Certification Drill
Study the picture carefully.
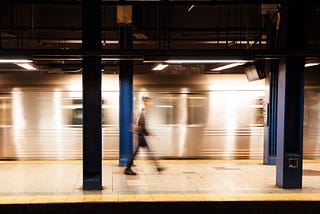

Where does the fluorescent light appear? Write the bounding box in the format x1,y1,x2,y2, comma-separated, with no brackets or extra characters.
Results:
133,33,148,40
187,5,195,12
40,40,119,45
305,63,320,67
15,62,38,70
102,57,143,61
152,63,168,71
203,41,267,45
165,60,251,64
0,59,32,63
0,58,38,70
102,40,118,45
211,62,245,71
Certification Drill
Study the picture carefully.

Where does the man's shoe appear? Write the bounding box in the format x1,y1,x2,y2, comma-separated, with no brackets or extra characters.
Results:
157,167,165,172
124,168,137,175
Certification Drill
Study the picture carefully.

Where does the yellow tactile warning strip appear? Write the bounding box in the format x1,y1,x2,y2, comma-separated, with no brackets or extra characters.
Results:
1,159,320,204
2,193,320,204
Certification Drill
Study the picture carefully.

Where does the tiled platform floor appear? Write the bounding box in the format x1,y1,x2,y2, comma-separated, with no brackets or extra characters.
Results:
1,159,320,204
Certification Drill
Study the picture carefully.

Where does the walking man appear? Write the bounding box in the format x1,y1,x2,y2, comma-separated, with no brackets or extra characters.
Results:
124,96,164,175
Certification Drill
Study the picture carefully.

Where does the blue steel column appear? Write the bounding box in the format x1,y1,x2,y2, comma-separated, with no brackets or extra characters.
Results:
264,61,278,165
263,12,279,165
275,1,307,189
118,24,134,166
82,0,102,190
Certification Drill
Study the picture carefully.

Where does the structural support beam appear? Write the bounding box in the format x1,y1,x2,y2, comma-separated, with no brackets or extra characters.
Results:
119,59,134,166
118,22,134,166
0,0,283,5
275,1,307,189
82,0,102,190
276,57,304,188
264,60,278,165
117,5,133,166
1,49,320,60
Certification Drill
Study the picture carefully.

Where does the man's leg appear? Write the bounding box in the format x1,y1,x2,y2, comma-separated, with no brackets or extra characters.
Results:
144,137,164,172
124,142,140,175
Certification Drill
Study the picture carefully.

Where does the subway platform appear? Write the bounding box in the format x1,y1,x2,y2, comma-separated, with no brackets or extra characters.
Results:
1,159,320,213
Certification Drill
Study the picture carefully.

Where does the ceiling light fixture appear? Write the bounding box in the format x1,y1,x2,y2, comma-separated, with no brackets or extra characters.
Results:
40,40,119,45
0,58,38,70
187,5,195,12
211,62,245,71
152,63,168,71
15,62,38,70
0,59,33,63
305,63,320,67
102,57,143,61
133,33,148,40
165,60,252,64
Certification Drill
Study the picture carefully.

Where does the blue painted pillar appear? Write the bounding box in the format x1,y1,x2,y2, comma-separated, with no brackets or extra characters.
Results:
82,0,102,190
276,57,305,188
264,60,278,165
263,11,279,165
118,24,134,166
275,1,307,189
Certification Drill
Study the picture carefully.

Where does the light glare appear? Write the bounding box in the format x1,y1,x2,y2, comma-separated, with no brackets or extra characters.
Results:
152,63,169,71
165,60,251,64
16,63,38,70
0,59,32,63
305,63,320,67
211,63,245,71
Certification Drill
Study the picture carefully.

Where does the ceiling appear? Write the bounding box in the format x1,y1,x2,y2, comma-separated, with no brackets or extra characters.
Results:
0,1,319,74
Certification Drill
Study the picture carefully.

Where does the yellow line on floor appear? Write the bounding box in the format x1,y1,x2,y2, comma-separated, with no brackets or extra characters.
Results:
1,193,320,204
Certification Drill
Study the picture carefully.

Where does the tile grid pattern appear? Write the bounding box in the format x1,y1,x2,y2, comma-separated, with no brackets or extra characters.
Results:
1,160,320,204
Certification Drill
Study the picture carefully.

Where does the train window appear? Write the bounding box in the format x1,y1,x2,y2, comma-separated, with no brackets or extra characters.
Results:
63,98,82,126
71,99,82,125
158,96,206,125
0,97,12,125
102,99,106,125
254,98,264,126
102,99,118,125
157,97,179,125
187,97,206,125
64,98,118,126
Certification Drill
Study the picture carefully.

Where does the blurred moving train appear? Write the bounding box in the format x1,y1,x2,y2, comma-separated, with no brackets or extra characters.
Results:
0,71,319,160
